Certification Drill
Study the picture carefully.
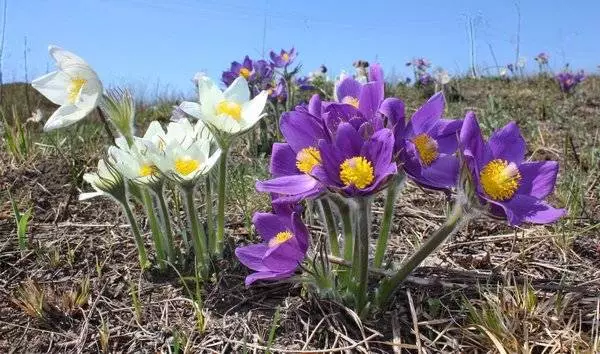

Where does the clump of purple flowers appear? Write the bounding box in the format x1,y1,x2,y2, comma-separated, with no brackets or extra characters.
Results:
555,69,585,94
235,63,566,316
407,57,434,86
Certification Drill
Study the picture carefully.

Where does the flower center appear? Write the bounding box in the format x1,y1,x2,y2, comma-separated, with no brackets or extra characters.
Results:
68,77,87,104
480,159,522,201
239,67,251,79
339,156,375,189
174,157,200,176
139,164,158,177
342,96,359,108
412,133,439,166
282,53,290,62
296,147,321,174
268,231,293,248
215,100,242,121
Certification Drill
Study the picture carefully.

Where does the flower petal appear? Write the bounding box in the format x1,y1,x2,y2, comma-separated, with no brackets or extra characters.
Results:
280,110,326,153
235,243,270,271
224,76,250,103
517,161,559,199
411,92,444,134
270,143,299,177
256,174,321,198
488,121,526,164
252,212,289,242
493,194,565,226
43,105,89,131
358,81,384,119
244,270,294,286
459,111,492,172
240,90,268,132
31,71,71,106
179,101,202,119
336,77,361,101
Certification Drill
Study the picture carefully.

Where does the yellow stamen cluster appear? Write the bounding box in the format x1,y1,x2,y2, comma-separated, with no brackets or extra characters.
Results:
480,159,522,201
282,53,290,62
339,156,375,189
342,96,360,108
68,77,87,104
174,157,200,176
239,67,251,79
412,133,439,166
139,164,158,177
268,231,293,247
215,100,242,121
296,147,321,173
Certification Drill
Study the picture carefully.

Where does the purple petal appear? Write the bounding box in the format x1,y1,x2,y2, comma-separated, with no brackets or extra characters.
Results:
432,119,462,154
315,140,343,186
235,244,270,271
488,121,526,164
335,122,363,157
262,242,304,272
291,212,309,253
411,92,445,134
358,81,384,119
252,212,288,241
517,161,559,199
245,270,295,286
459,112,492,172
369,63,384,83
421,154,459,189
270,143,298,177
379,97,406,128
308,94,322,117
492,194,565,226
256,174,321,198
280,110,326,153
363,128,395,174
336,77,361,101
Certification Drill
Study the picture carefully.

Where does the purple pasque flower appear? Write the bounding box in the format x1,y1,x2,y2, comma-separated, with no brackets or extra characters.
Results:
296,76,314,91
399,92,463,190
312,121,397,197
459,112,565,226
335,63,384,120
555,70,585,93
252,59,274,87
222,56,254,86
270,48,296,68
256,95,327,203
235,204,309,286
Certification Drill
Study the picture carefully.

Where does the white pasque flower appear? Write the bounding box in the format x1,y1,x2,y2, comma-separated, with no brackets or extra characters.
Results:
179,75,267,136
32,45,103,132
434,69,451,85
79,159,123,201
146,119,221,183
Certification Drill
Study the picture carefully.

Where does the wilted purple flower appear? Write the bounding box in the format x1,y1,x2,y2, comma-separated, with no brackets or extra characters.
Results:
235,204,309,286
270,48,296,68
535,52,549,65
417,72,434,86
296,76,314,91
555,70,585,93
398,92,463,190
256,95,327,203
270,78,287,103
459,112,565,226
222,56,254,86
506,64,515,73
312,122,397,197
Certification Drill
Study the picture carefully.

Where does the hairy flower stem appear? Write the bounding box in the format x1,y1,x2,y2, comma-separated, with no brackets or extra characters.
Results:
352,196,371,315
120,199,149,270
141,189,165,268
376,203,464,307
182,186,209,270
205,175,214,250
373,174,405,268
215,146,230,256
319,198,340,257
155,185,177,262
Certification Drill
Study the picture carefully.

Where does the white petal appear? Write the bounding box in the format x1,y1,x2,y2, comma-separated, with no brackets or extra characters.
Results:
49,45,88,69
31,71,71,105
223,76,250,103
240,90,268,132
43,105,89,131
201,149,222,174
198,76,223,107
179,101,202,119
144,121,166,140
79,191,104,201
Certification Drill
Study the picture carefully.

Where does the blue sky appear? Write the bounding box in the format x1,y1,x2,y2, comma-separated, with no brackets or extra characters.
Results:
2,0,598,96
